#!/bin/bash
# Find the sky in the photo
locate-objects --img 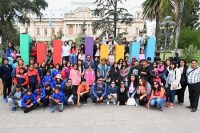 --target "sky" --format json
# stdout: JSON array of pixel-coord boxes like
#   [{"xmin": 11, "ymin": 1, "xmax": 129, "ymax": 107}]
[{"xmin": 45, "ymin": 0, "xmax": 145, "ymax": 14}]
